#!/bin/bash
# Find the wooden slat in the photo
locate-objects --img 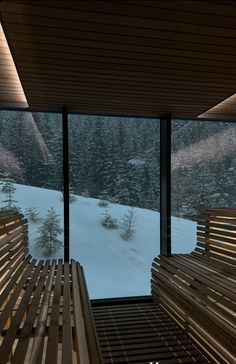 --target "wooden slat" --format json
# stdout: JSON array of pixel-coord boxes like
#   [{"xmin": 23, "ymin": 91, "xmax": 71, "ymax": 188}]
[
  {"xmin": 93, "ymin": 302, "xmax": 209, "ymax": 364},
  {"xmin": 0, "ymin": 219, "xmax": 27, "ymax": 236},
  {"xmin": 62, "ymin": 262, "xmax": 73, "ymax": 364},
  {"xmin": 195, "ymin": 209, "xmax": 236, "ymax": 264},
  {"xmin": 29, "ymin": 260, "xmax": 56, "ymax": 364},
  {"xmin": 3, "ymin": 2, "xmax": 236, "ymax": 43},
  {"xmin": 0, "ymin": 253, "xmax": 31, "ymax": 305},
  {"xmin": 152, "ymin": 275, "xmax": 236, "ymax": 362},
  {"xmin": 0, "ymin": 260, "xmax": 44, "ymax": 364},
  {"xmin": 2, "ymin": 2, "xmax": 236, "ymax": 38},
  {"xmin": 154, "ymin": 258, "xmax": 236, "ymax": 325},
  {"xmin": 156, "ymin": 255, "xmax": 236, "ymax": 302},
  {"xmin": 0, "ymin": 248, "xmax": 29, "ymax": 291},
  {"xmin": 71, "ymin": 260, "xmax": 90, "ymax": 364},
  {"xmin": 0, "ymin": 211, "xmax": 105, "ymax": 364},
  {"xmin": 5, "ymin": 0, "xmax": 236, "ymax": 28},
  {"xmin": 190, "ymin": 252, "xmax": 236, "ymax": 276},
  {"xmin": 0, "ymin": 211, "xmax": 24, "ymax": 225},
  {"xmin": 6, "ymin": 21, "xmax": 236, "ymax": 60},
  {"xmin": 7, "ymin": 33, "xmax": 236, "ymax": 67},
  {"xmin": 77, "ymin": 263, "xmax": 104, "ymax": 364},
  {"xmin": 152, "ymin": 208, "xmax": 236, "ymax": 364},
  {"xmin": 0, "ymin": 238, "xmax": 27, "ymax": 270},
  {"xmin": 11, "ymin": 260, "xmax": 51, "ymax": 364},
  {"xmin": 45, "ymin": 260, "xmax": 63, "ymax": 364},
  {"xmin": 0, "ymin": 258, "xmax": 37, "ymax": 332},
  {"xmin": 151, "ymin": 281, "xmax": 232, "ymax": 364}
]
